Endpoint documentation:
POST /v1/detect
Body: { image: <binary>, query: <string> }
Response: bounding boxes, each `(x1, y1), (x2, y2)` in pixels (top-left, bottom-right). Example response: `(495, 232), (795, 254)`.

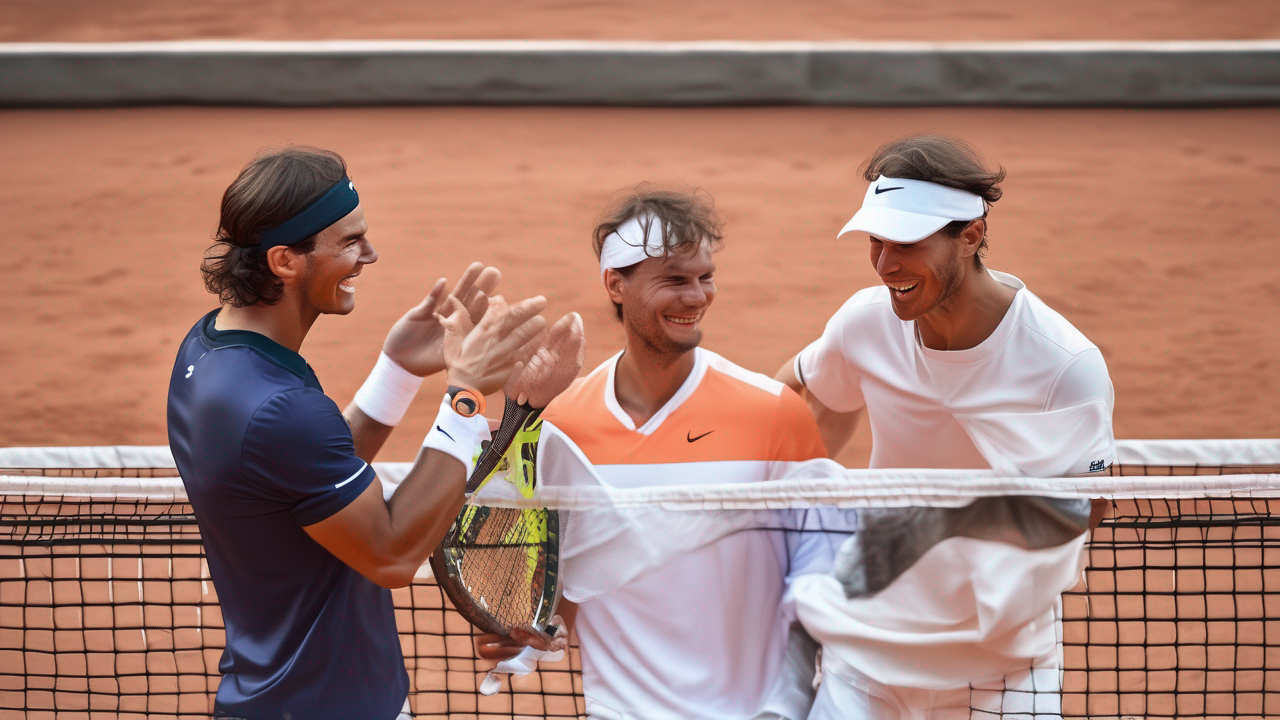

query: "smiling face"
(609, 243), (717, 357)
(869, 227), (967, 322)
(297, 205), (377, 316)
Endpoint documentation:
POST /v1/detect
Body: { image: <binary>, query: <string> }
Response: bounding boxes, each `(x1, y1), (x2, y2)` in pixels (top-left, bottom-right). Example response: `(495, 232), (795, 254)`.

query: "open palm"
(504, 312), (586, 408)
(381, 262), (501, 377)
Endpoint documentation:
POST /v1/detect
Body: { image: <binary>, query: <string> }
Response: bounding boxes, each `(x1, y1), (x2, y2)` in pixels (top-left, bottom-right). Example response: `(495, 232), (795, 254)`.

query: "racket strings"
(450, 507), (549, 628)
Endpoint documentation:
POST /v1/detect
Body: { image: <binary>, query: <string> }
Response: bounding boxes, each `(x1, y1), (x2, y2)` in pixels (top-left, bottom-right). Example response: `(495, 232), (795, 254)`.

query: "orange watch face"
(449, 387), (485, 417)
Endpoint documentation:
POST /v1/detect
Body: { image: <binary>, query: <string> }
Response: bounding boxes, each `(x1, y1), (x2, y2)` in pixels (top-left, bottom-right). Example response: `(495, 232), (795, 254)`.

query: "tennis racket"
(429, 312), (583, 641)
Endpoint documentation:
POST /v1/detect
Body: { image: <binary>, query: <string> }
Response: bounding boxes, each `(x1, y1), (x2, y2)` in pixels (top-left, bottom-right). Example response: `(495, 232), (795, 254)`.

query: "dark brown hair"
(861, 134), (1005, 267)
(201, 146), (348, 307)
(592, 185), (725, 321)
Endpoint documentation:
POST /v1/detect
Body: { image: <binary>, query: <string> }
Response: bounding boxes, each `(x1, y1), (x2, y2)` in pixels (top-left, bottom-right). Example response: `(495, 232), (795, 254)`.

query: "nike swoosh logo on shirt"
(874, 186), (905, 194)
(687, 430), (714, 443)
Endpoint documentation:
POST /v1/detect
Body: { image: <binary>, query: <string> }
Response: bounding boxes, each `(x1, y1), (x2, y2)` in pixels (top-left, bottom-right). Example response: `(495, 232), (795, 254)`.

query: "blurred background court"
(4, 0), (1279, 41)
(0, 1), (1277, 718)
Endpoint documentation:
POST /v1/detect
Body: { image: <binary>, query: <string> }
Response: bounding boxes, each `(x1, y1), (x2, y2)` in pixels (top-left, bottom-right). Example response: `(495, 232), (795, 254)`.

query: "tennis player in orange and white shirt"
(476, 187), (827, 720)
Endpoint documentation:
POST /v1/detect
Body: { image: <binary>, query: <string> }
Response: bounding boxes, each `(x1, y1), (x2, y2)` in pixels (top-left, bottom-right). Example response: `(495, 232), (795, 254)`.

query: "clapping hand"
(504, 312), (586, 408)
(381, 262), (501, 377)
(436, 293), (549, 395)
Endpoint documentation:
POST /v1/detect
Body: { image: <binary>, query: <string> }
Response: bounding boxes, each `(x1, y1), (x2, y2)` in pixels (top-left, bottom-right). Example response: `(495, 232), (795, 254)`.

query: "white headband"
(598, 213), (669, 279)
(838, 176), (986, 244)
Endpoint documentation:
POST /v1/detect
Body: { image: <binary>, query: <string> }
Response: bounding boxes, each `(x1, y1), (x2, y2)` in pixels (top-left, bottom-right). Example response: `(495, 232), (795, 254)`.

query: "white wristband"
(423, 396), (490, 477)
(353, 352), (424, 426)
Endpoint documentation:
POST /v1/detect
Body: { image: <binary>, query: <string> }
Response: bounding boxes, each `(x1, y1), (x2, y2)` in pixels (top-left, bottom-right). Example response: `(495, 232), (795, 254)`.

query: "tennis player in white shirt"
(776, 134), (1115, 719)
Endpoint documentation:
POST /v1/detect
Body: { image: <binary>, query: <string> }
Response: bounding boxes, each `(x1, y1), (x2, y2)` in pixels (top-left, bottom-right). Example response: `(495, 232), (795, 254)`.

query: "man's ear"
(266, 245), (306, 284)
(602, 268), (626, 306)
(958, 218), (986, 259)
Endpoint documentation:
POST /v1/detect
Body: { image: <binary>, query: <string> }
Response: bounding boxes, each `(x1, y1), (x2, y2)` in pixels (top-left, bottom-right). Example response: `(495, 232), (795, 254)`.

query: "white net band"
(4, 439), (1278, 509)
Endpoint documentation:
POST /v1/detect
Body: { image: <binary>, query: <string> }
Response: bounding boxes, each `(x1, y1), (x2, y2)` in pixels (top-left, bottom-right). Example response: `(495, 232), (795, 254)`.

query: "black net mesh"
(0, 461), (1276, 719)
(1059, 494), (1280, 719)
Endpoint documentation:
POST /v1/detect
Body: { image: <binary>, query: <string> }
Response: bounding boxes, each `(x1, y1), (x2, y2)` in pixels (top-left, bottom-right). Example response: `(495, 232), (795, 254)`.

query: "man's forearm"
(307, 398), (488, 589)
(345, 403), (395, 463)
(300, 447), (467, 589)
(775, 354), (862, 458)
(811, 402), (861, 458)
(382, 446), (469, 577)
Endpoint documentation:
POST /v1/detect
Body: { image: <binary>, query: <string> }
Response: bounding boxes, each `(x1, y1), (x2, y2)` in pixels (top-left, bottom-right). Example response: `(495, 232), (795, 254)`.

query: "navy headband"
(255, 176), (360, 250)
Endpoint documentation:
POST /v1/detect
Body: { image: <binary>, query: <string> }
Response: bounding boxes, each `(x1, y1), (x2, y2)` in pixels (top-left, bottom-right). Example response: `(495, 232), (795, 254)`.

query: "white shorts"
(807, 656), (1061, 720)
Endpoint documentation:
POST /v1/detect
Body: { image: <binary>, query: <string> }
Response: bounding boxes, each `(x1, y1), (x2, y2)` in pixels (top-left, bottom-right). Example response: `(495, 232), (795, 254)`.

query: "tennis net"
(0, 441), (1277, 719)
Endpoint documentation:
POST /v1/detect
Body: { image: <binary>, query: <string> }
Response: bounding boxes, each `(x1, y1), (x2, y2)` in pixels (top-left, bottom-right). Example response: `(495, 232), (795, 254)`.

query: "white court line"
(1, 39), (1279, 54)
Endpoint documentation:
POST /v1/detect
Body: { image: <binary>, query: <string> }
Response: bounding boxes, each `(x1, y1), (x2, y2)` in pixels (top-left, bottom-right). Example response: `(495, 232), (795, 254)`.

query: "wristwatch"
(447, 385), (485, 418)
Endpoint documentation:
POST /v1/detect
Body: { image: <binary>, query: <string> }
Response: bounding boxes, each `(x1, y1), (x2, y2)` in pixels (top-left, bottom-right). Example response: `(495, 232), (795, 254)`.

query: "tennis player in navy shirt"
(167, 146), (548, 720)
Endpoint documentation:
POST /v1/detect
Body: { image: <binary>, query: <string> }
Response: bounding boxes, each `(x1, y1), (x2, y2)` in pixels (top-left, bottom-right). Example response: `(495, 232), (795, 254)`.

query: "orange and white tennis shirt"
(542, 347), (826, 720)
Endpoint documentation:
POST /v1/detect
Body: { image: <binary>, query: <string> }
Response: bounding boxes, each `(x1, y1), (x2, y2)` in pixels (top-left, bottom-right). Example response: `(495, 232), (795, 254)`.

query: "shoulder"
(177, 310), (215, 348)
(1045, 347), (1113, 411)
(798, 286), (901, 400)
(246, 387), (347, 441)
(813, 286), (899, 351)
(239, 388), (368, 487)
(1006, 281), (1098, 358)
(701, 349), (820, 419)
(255, 386), (342, 415)
(830, 286), (893, 327)
(699, 351), (819, 424)
(702, 350), (786, 400)
(996, 274), (1113, 409)
(700, 352), (825, 460)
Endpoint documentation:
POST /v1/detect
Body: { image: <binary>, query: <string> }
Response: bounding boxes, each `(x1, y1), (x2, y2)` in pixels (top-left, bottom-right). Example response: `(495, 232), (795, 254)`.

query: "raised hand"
(504, 312), (586, 407)
(381, 262), (501, 377)
(437, 293), (549, 395)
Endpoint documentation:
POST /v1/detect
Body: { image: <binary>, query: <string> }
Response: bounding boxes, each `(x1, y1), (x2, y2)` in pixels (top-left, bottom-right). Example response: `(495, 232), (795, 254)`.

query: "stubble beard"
(627, 310), (701, 359)
(893, 254), (966, 323)
(930, 255), (966, 315)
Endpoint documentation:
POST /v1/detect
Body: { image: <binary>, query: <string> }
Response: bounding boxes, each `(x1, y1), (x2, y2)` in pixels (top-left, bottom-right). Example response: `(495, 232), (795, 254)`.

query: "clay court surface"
(0, 105), (1277, 464)
(0, 6), (1277, 720)
(2, 0), (1278, 461)
(4, 0), (1278, 42)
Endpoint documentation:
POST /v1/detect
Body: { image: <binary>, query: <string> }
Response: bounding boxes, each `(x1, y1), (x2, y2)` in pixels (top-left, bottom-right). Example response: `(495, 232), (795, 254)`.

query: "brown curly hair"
(861, 134), (1005, 267)
(201, 146), (348, 307)
(592, 184), (725, 321)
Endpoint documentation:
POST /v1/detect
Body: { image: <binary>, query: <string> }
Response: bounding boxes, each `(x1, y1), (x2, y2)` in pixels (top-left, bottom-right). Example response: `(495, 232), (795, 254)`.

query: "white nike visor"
(838, 176), (985, 243)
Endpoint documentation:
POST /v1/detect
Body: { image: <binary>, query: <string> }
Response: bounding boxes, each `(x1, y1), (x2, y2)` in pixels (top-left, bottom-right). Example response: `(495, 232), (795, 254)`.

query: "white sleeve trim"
(334, 462), (369, 489)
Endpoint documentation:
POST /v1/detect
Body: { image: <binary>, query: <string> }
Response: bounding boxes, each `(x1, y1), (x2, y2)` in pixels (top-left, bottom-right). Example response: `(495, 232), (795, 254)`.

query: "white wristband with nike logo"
(422, 396), (490, 477)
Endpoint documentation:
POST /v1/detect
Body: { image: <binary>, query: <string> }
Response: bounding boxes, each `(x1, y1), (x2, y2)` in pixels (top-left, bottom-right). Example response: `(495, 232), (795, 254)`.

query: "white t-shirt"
(542, 348), (827, 720)
(796, 270), (1115, 476)
(791, 270), (1114, 690)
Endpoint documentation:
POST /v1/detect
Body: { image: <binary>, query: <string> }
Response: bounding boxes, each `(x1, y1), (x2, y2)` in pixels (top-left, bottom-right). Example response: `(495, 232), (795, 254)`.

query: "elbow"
(363, 552), (429, 589)
(359, 521), (454, 589)
(367, 562), (419, 589)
